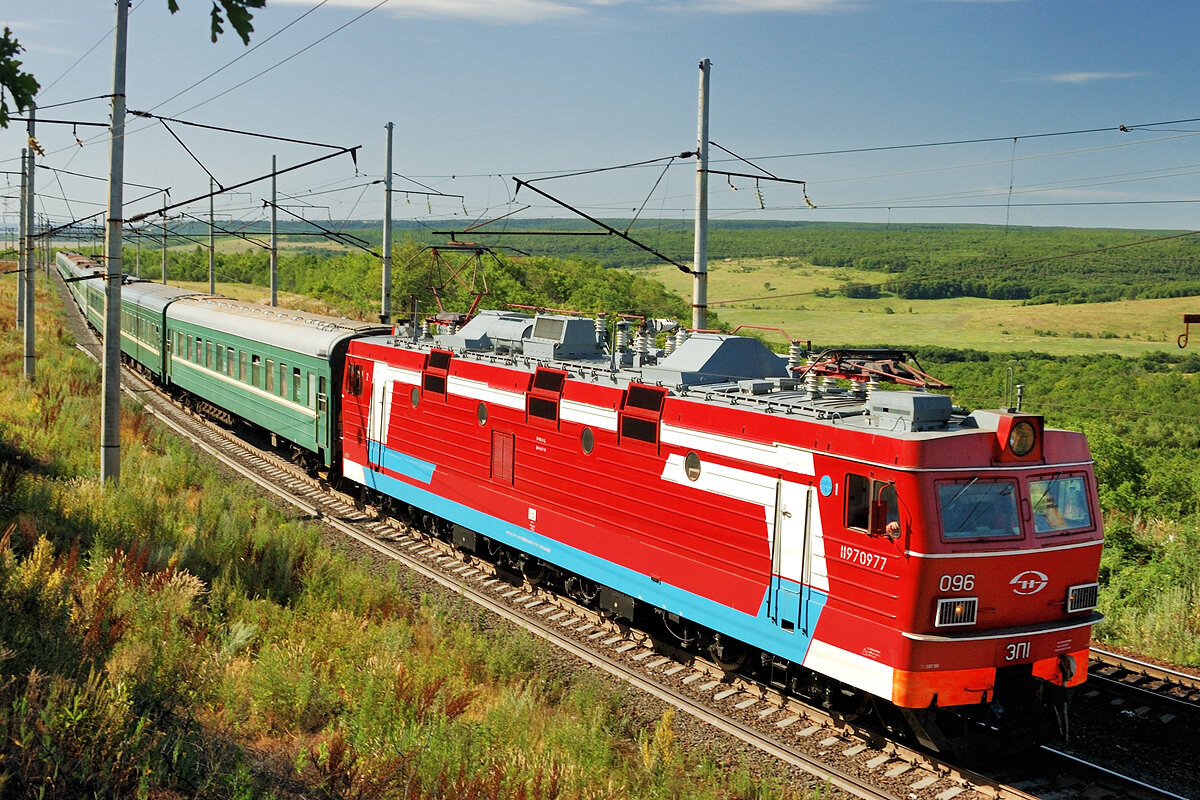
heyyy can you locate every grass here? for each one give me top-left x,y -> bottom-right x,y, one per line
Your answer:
0,269 -> 834,798
636,258 -> 1195,356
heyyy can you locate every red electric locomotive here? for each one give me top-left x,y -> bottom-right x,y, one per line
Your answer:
339,310 -> 1103,753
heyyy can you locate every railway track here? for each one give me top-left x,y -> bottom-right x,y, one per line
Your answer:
1088,647 -> 1200,721
51,274 -> 1195,800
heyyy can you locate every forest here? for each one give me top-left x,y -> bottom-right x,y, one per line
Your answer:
144,218 -> 1200,306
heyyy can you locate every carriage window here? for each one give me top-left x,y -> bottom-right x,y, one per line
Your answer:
266,360 -> 275,392
937,479 -> 1021,540
227,347 -> 235,377
240,351 -> 247,381
292,368 -> 302,401
251,355 -> 261,386
279,364 -> 288,397
1030,475 -> 1092,534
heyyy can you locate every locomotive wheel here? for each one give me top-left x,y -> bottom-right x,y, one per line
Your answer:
708,633 -> 748,672
519,556 -> 547,587
564,576 -> 600,606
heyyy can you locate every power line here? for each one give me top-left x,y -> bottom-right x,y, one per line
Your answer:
169,0 -> 392,118
147,0 -> 332,113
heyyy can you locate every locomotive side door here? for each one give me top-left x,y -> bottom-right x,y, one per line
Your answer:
770,479 -> 811,633
366,371 -> 392,471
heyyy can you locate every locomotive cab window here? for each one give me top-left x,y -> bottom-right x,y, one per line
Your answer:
937,479 -> 1021,540
345,364 -> 364,397
1030,475 -> 1092,534
845,474 -> 899,536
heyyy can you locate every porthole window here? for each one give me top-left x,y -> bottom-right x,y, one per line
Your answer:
410,386 -> 420,408
581,427 -> 595,455
684,451 -> 702,481
477,402 -> 488,425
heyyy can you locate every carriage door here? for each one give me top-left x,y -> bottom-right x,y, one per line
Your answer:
770,480 -> 811,633
314,375 -> 327,453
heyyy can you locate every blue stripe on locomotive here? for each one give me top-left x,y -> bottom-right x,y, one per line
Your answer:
357,441 -> 829,666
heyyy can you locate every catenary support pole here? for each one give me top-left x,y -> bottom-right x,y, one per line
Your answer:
209,177 -> 215,295
381,122 -> 393,324
692,58 -> 710,331
23,141 -> 36,381
16,149 -> 26,329
101,0 -> 129,484
161,198 -> 168,284
270,155 -> 277,306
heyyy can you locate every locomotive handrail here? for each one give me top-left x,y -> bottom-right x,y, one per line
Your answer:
1179,313 -> 1200,348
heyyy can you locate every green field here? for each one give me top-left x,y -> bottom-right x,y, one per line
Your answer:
638,258 -> 1196,355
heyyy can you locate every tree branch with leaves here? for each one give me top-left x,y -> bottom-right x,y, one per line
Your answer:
0,1 -> 265,129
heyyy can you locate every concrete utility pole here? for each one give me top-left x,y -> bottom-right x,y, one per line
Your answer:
101,0 -> 129,484
381,121 -> 394,324
16,149 -> 26,329
23,141 -> 36,381
692,58 -> 711,332
161,203 -> 168,284
270,155 -> 277,306
209,177 -> 216,295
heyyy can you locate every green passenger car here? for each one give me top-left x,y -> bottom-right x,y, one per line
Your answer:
165,297 -> 388,468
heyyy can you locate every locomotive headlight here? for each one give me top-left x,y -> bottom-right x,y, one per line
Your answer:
1008,420 -> 1036,456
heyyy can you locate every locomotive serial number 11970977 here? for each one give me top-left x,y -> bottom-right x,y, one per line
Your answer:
840,544 -> 887,571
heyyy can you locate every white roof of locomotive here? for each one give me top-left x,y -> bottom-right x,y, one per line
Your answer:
369,310 -> 966,435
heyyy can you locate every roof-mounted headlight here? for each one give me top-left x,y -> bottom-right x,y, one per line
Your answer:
1008,420 -> 1037,456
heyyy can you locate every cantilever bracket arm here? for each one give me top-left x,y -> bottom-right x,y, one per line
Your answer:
1180,314 -> 1200,349
512,178 -> 696,276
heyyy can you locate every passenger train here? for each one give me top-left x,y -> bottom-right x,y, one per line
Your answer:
57,250 -> 1104,754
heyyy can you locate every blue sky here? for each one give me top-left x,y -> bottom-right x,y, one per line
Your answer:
4,0 -> 1200,240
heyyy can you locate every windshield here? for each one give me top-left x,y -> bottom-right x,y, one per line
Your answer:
1030,475 -> 1093,534
938,479 -> 1021,540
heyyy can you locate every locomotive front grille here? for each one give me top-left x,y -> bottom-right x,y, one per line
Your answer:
935,597 -> 978,627
1066,582 -> 1099,613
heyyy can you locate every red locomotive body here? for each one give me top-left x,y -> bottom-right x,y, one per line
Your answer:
340,311 -> 1102,751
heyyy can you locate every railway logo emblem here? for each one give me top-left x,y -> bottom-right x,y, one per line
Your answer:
1010,570 -> 1048,595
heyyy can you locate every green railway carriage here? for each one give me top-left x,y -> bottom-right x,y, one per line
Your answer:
121,282 -> 200,379
57,251 -> 197,381
55,250 -> 389,470
56,251 -> 106,332
164,297 -> 389,468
